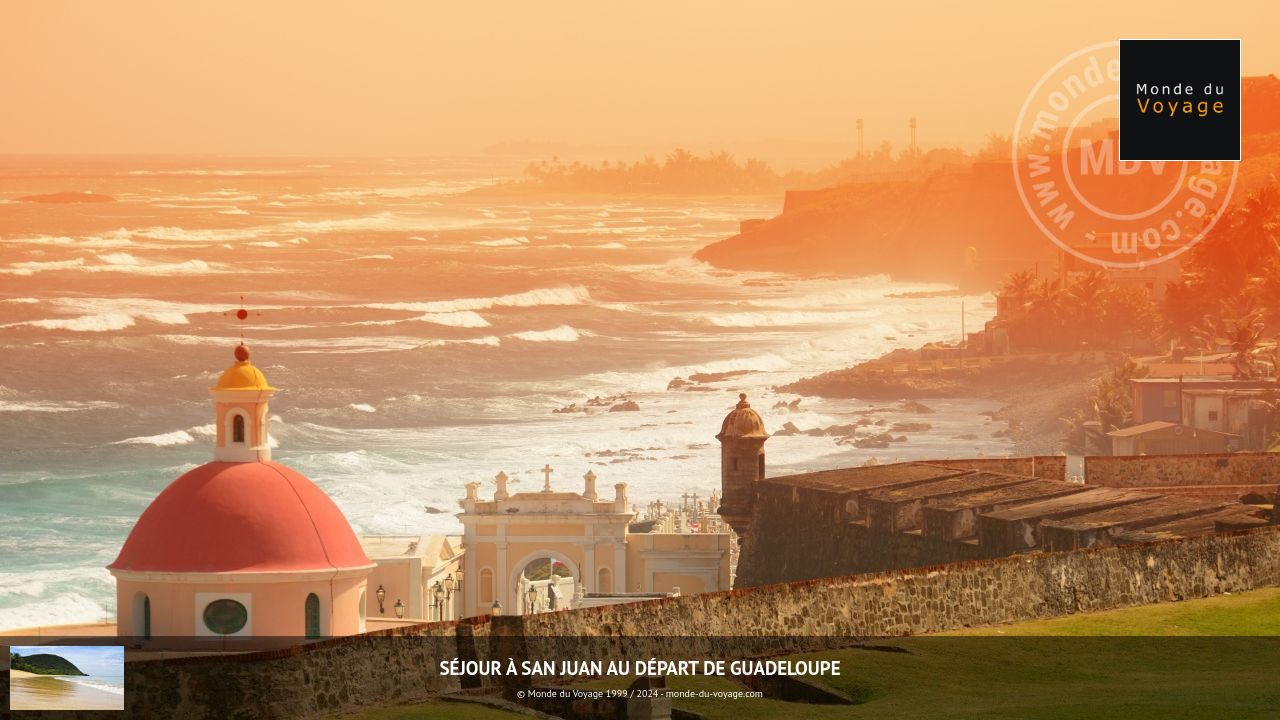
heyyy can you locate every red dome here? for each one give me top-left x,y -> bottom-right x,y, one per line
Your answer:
110,462 -> 372,574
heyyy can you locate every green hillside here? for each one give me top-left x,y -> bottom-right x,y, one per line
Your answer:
10,652 -> 87,676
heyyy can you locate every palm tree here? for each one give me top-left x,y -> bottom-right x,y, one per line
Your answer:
1025,278 -> 1069,348
1235,184 -> 1280,261
1196,295 -> 1267,379
1060,357 -> 1150,450
1256,260 -> 1280,329
999,269 -> 1037,303
1162,280 -> 1206,347
1093,357 -> 1149,431
1067,271 -> 1113,345
1184,183 -> 1280,300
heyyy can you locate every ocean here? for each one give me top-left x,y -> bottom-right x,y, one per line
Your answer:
69,674 -> 126,696
0,156 -> 1007,630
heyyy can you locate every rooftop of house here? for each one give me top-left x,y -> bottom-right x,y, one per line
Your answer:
358,534 -> 461,561
1140,363 -> 1237,378
1132,377 -> 1273,385
1182,388 -> 1271,397
1107,421 -> 1179,437
1107,421 -> 1240,438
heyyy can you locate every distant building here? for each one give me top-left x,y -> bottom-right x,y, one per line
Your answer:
358,535 -> 464,622
1130,377 -> 1274,426
1107,420 -> 1239,456
1181,389 -> 1276,451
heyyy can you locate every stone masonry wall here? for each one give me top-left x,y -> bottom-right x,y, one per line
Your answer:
926,456 -> 1067,481
521,525 -> 1280,638
39,527 -> 1279,719
1086,452 -> 1280,492
736,477 -> 991,586
112,621 -> 483,719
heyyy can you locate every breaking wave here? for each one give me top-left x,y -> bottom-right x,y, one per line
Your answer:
111,424 -> 216,447
0,399 -> 121,413
366,285 -> 590,314
473,236 -> 530,247
355,311 -> 491,328
702,310 -> 875,327
509,325 -> 580,342
0,253 -> 218,277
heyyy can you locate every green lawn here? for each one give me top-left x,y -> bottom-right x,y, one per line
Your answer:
353,589 -> 1280,719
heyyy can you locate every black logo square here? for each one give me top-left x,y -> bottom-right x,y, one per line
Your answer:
1119,39 -> 1240,161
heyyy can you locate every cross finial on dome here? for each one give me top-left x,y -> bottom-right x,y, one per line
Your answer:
224,296 -> 262,347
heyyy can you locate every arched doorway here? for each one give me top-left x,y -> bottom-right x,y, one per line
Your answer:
510,552 -> 579,615
304,593 -> 321,639
133,592 -> 150,639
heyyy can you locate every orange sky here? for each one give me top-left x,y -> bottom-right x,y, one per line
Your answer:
1,1 -> 1276,163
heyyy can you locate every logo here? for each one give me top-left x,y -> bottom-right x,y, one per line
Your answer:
1119,39 -> 1241,161
1012,42 -> 1238,269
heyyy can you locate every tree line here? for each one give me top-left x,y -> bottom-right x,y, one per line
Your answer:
1030,182 -> 1280,452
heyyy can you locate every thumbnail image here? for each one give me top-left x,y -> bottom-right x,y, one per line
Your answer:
9,645 -> 124,711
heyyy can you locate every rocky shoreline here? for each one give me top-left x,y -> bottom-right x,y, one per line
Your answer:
778,354 -> 1111,456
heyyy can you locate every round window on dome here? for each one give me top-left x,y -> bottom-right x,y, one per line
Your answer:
202,598 -> 248,635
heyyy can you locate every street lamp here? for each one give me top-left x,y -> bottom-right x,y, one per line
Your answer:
454,569 -> 464,592
525,585 -> 538,615
491,601 -> 502,617
442,574 -> 455,620
432,581 -> 445,621
376,585 -> 387,614
393,598 -> 405,619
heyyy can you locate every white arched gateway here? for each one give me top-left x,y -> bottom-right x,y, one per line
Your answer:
458,468 -> 633,616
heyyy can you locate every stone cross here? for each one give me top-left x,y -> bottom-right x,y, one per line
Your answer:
542,464 -> 554,492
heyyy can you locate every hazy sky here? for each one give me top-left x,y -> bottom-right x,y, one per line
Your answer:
2,1 -> 1276,162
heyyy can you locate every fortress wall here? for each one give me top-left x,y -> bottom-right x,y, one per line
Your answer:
102,527 -> 1280,719
781,189 -> 836,214
1086,452 -> 1280,493
521,525 -> 1280,640
115,620 -> 481,719
736,479 -> 990,586
736,455 -> 1264,587
929,456 -> 1067,480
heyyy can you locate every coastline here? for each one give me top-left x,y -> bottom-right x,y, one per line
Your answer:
8,669 -> 124,711
779,352 -> 1112,456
